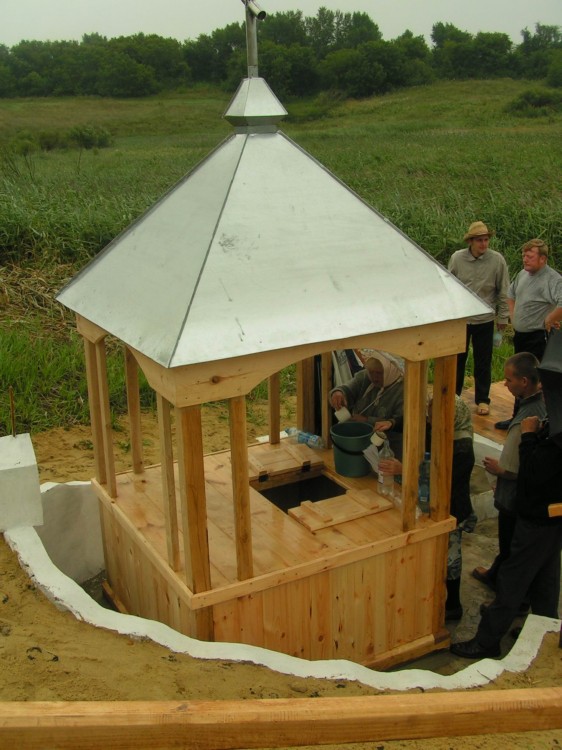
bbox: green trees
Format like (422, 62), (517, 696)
(0, 12), (560, 100)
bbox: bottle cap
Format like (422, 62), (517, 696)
(371, 430), (386, 447)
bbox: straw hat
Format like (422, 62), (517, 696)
(464, 221), (495, 241)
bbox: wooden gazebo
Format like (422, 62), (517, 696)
(57, 8), (489, 668)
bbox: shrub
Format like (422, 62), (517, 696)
(505, 88), (562, 116)
(67, 124), (113, 150)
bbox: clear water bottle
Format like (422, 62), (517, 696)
(377, 439), (395, 497)
(418, 451), (431, 514)
(285, 427), (325, 449)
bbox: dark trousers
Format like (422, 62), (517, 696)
(476, 518), (562, 649)
(513, 329), (548, 360)
(486, 510), (517, 586)
(455, 321), (494, 404)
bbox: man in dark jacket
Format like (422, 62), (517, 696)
(451, 333), (562, 659)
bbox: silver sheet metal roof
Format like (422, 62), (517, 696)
(57, 81), (489, 369)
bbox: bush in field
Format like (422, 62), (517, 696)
(38, 129), (65, 151)
(546, 50), (562, 87)
(505, 88), (562, 116)
(67, 124), (113, 149)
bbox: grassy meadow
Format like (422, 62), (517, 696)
(1, 79), (561, 435)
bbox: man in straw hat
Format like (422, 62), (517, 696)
(448, 221), (509, 415)
(451, 331), (562, 659)
(495, 238), (562, 429)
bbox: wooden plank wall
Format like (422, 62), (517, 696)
(213, 536), (443, 667)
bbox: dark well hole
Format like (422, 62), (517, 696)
(260, 474), (347, 514)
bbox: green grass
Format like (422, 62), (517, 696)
(0, 79), (560, 434)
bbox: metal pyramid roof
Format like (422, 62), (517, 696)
(57, 119), (489, 368)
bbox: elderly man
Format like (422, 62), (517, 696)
(448, 221), (509, 416)
(472, 352), (546, 590)
(451, 335), (562, 660)
(496, 238), (562, 430)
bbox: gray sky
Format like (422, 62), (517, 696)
(1, 0), (560, 47)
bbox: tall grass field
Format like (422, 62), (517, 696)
(1, 79), (561, 435)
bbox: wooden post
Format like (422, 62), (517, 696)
(268, 372), (281, 445)
(401, 360), (428, 531)
(229, 396), (254, 580)
(296, 356), (315, 433)
(175, 404), (213, 639)
(83, 338), (106, 485)
(95, 339), (117, 498)
(124, 348), (144, 474)
(156, 393), (180, 571)
(430, 356), (456, 522)
(321, 352), (332, 447)
(175, 405), (211, 591)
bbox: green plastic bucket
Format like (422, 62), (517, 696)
(330, 422), (374, 477)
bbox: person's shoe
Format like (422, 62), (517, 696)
(450, 638), (500, 659)
(494, 419), (511, 430)
(445, 606), (464, 621)
(471, 566), (495, 590)
(477, 403), (490, 416)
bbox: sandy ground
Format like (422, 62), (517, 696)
(0, 410), (560, 749)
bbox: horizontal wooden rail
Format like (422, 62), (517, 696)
(1, 688), (561, 749)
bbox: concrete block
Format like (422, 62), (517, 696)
(0, 433), (43, 530)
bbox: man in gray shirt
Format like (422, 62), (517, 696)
(495, 239), (562, 429)
(448, 221), (509, 415)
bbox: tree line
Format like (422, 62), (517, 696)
(1, 9), (561, 99)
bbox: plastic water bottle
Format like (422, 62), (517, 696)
(285, 427), (325, 449)
(493, 331), (503, 348)
(377, 439), (395, 497)
(418, 451), (431, 514)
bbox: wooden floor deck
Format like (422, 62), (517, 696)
(460, 380), (512, 445)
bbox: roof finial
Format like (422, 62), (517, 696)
(241, 0), (266, 78)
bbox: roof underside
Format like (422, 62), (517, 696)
(57, 130), (489, 368)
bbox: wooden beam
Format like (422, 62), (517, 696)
(321, 352), (332, 447)
(175, 405), (213, 639)
(548, 503), (562, 517)
(229, 396), (254, 580)
(175, 406), (211, 592)
(130, 320), (467, 407)
(401, 360), (427, 531)
(95, 339), (117, 498)
(268, 372), (281, 445)
(124, 347), (144, 474)
(82, 338), (106, 484)
(297, 357), (315, 433)
(431, 355), (457, 522)
(2, 688), (561, 749)
(156, 393), (180, 571)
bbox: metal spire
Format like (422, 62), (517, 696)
(242, 0), (266, 78)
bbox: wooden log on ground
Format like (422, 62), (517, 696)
(1, 688), (561, 749)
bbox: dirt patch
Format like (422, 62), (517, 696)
(2, 412), (560, 748)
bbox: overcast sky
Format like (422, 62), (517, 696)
(1, 0), (560, 48)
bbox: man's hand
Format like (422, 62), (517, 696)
(521, 415), (541, 434)
(330, 390), (346, 410)
(483, 456), (501, 475)
(374, 420), (393, 432)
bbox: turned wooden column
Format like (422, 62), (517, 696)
(296, 356), (316, 433)
(124, 348), (144, 474)
(157, 393), (180, 571)
(401, 359), (428, 531)
(268, 372), (281, 445)
(229, 395), (254, 580)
